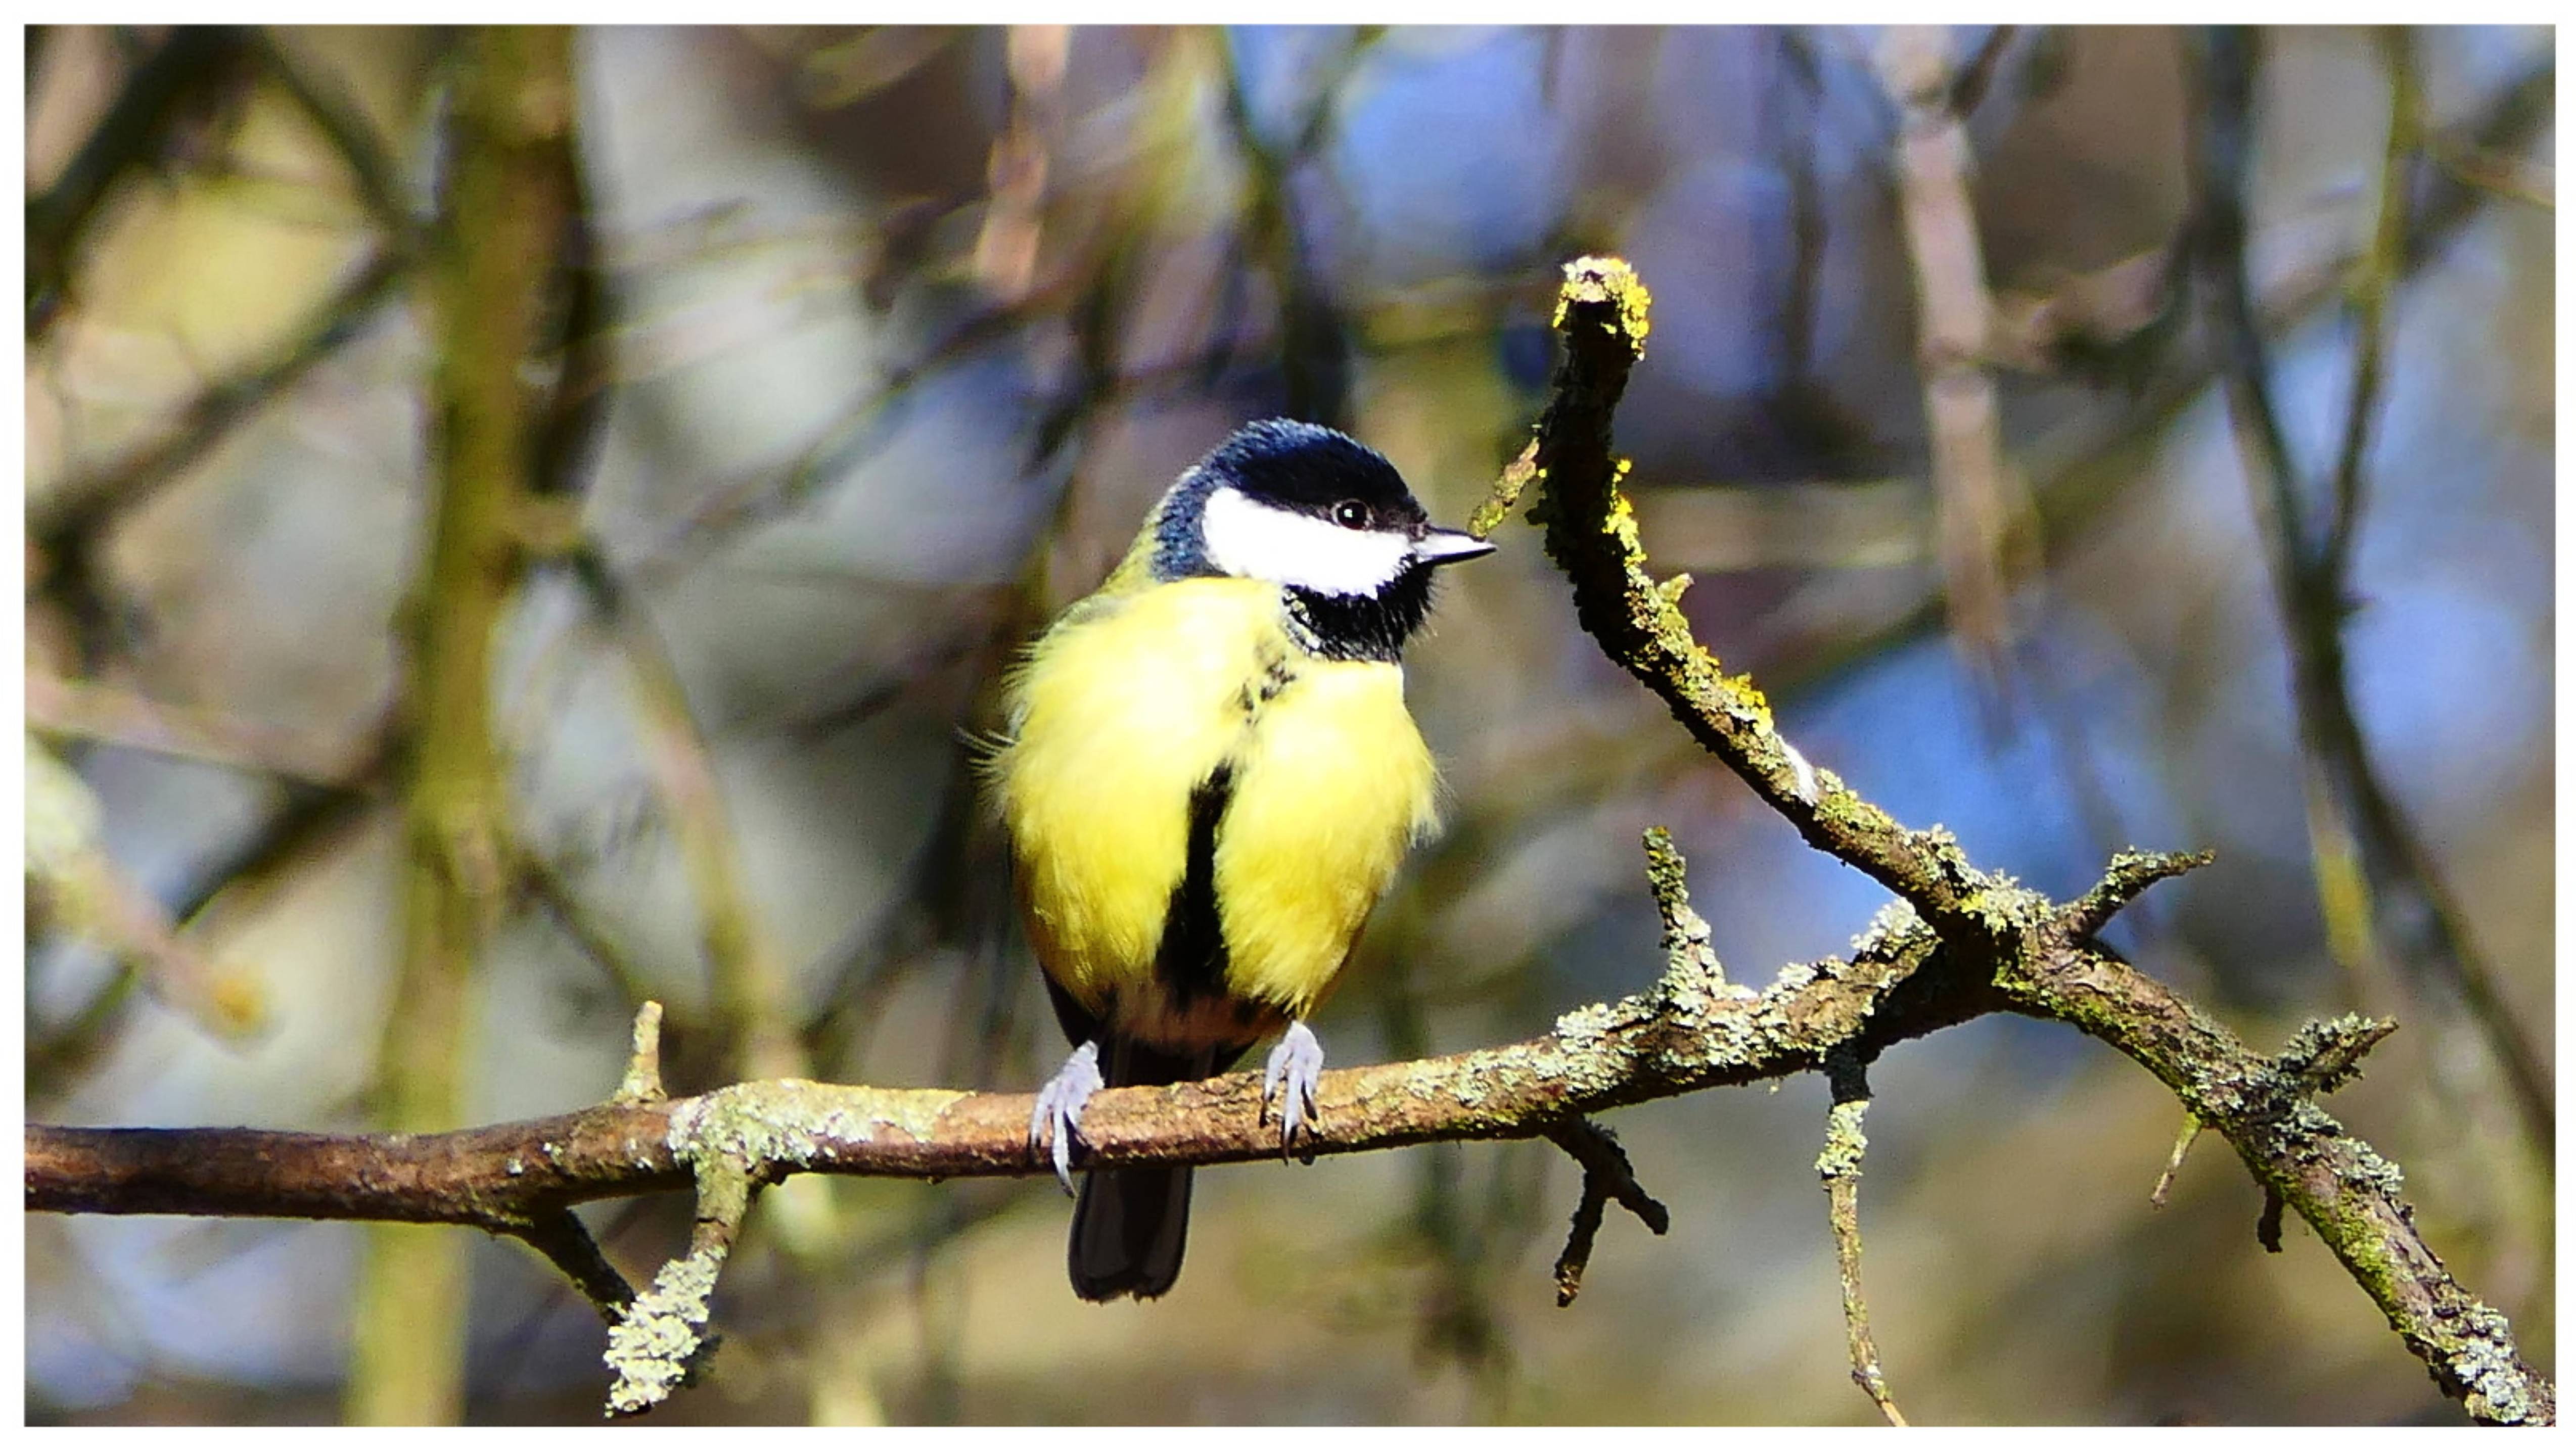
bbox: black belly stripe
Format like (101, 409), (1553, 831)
(1155, 761), (1235, 1006)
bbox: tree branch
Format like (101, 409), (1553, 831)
(1817, 1050), (1905, 1426)
(1543, 1115), (1670, 1307)
(1874, 24), (2035, 695)
(1489, 254), (2550, 1425)
(26, 888), (1958, 1222)
(23, 257), (2551, 1426)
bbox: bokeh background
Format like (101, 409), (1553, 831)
(22, 24), (2554, 1425)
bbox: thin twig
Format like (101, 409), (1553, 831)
(2323, 28), (2416, 589)
(513, 839), (653, 1009)
(1640, 826), (1733, 994)
(27, 672), (375, 789)
(2421, 135), (2552, 210)
(26, 739), (269, 1042)
(1817, 1050), (1906, 1426)
(614, 1001), (667, 1106)
(2272, 1013), (2400, 1099)
(1543, 1117), (1670, 1306)
(506, 1209), (635, 1322)
(255, 29), (417, 244)
(566, 548), (808, 1087)
(2061, 849), (2218, 941)
(33, 247), (408, 554)
(2149, 1115), (2202, 1209)
(1214, 25), (1363, 426)
(1874, 24), (2035, 702)
(1947, 25), (2019, 117)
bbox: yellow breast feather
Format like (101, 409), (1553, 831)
(1215, 659), (1434, 1018)
(994, 576), (1437, 1032)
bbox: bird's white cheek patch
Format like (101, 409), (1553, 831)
(1201, 487), (1411, 596)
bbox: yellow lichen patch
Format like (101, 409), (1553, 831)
(1469, 445), (1545, 539)
(1555, 255), (1653, 354)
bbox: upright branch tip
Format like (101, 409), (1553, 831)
(614, 1001), (667, 1106)
(1556, 255), (1653, 355)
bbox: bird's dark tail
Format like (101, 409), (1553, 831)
(1069, 1037), (1224, 1301)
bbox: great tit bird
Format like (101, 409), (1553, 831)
(991, 418), (1493, 1301)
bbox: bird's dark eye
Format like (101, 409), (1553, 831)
(1331, 500), (1369, 529)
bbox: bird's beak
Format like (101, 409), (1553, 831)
(1412, 527), (1497, 567)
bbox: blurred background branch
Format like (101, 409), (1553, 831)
(1870, 24), (2036, 707)
(2189, 26), (2552, 1167)
(347, 25), (574, 1426)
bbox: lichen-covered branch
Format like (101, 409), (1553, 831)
(24, 866), (1962, 1219)
(605, 1152), (754, 1414)
(1991, 918), (2550, 1423)
(508, 1209), (636, 1322)
(1817, 1051), (1904, 1426)
(1501, 259), (1996, 936)
(1505, 255), (2550, 1425)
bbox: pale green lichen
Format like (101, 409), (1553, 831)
(2337, 1136), (2406, 1198)
(602, 1157), (755, 1415)
(1816, 788), (1898, 837)
(1848, 900), (1926, 959)
(667, 1080), (969, 1168)
(1960, 877), (2049, 937)
(1815, 1097), (1870, 1179)
(603, 1245), (722, 1415)
(601, 1081), (969, 1413)
(1641, 827), (1735, 995)
(1552, 1000), (1622, 1050)
(2273, 1013), (2397, 1097)
(2450, 1302), (2536, 1423)
(1766, 957), (1823, 995)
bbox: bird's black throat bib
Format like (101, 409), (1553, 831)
(1283, 568), (1437, 663)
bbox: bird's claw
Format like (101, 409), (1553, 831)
(1261, 1020), (1325, 1160)
(1030, 1040), (1103, 1195)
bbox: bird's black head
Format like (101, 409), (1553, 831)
(1151, 420), (1493, 661)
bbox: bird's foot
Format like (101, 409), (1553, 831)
(1030, 1040), (1103, 1195)
(1261, 1020), (1325, 1158)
